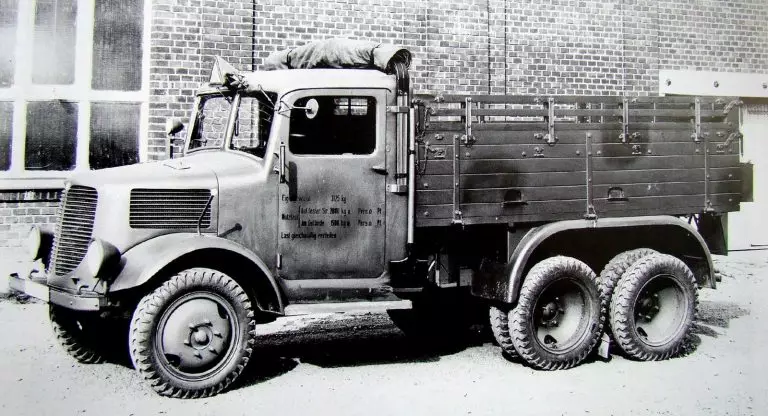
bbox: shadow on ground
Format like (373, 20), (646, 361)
(681, 300), (750, 355)
(232, 311), (490, 391)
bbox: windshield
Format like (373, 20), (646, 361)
(188, 91), (277, 158)
(229, 91), (277, 158)
(188, 93), (234, 152)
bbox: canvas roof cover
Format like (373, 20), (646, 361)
(263, 38), (412, 73)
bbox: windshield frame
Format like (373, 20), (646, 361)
(226, 90), (278, 159)
(184, 89), (277, 159)
(185, 90), (237, 155)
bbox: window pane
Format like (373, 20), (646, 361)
(92, 0), (143, 90)
(25, 101), (77, 170)
(0, 102), (11, 170)
(230, 93), (277, 158)
(89, 102), (140, 169)
(189, 95), (232, 151)
(289, 96), (376, 155)
(0, 0), (18, 87)
(32, 0), (77, 85)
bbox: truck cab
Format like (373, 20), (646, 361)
(173, 68), (408, 302)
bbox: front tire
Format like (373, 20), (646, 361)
(509, 256), (603, 370)
(610, 253), (698, 361)
(129, 268), (256, 398)
(50, 305), (107, 364)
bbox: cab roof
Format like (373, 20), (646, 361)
(198, 68), (397, 96)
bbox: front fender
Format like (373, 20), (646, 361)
(108, 233), (283, 312)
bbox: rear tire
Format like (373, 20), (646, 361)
(50, 305), (107, 364)
(610, 253), (698, 361)
(598, 248), (657, 338)
(489, 306), (518, 359)
(509, 256), (603, 370)
(129, 268), (256, 398)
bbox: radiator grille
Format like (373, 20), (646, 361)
(50, 186), (98, 276)
(130, 189), (212, 229)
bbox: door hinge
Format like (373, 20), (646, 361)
(276, 253), (282, 269)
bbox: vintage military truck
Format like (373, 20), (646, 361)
(10, 39), (751, 398)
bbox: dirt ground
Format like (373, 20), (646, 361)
(1, 251), (767, 416)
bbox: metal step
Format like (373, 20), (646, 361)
(283, 300), (412, 316)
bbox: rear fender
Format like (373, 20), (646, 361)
(472, 216), (715, 305)
(108, 233), (283, 313)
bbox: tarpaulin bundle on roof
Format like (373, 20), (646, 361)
(263, 38), (412, 74)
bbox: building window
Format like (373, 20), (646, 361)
(0, 0), (19, 87)
(289, 96), (376, 155)
(32, 0), (77, 85)
(0, 0), (148, 185)
(92, 0), (143, 91)
(25, 101), (77, 170)
(0, 102), (11, 170)
(89, 102), (141, 169)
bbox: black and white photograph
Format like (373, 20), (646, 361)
(0, 0), (767, 414)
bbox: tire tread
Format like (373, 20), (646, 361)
(129, 268), (256, 399)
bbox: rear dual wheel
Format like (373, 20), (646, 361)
(597, 248), (658, 338)
(609, 253), (698, 361)
(493, 256), (603, 370)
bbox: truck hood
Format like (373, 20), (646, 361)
(62, 151), (266, 254)
(69, 150), (266, 189)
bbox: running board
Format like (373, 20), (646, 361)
(283, 300), (413, 316)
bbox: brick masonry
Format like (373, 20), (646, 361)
(2, 0), (767, 254)
(0, 191), (61, 258)
(144, 0), (768, 161)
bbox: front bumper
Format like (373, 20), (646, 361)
(8, 272), (104, 311)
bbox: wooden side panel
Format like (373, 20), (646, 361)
(414, 94), (743, 227)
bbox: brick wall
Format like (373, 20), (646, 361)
(146, 0), (767, 159)
(251, 0), (767, 98)
(147, 0), (255, 161)
(0, 191), (60, 258)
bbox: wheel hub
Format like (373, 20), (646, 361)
(192, 328), (210, 346)
(539, 297), (564, 328)
(635, 292), (661, 322)
(157, 293), (235, 375)
(632, 274), (687, 346)
(533, 280), (590, 353)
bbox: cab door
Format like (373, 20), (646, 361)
(277, 90), (387, 280)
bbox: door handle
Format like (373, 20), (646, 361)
(279, 142), (287, 183)
(370, 165), (388, 175)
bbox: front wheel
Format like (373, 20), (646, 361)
(50, 305), (108, 364)
(509, 256), (603, 370)
(129, 268), (256, 398)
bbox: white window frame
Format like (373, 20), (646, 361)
(0, 0), (151, 189)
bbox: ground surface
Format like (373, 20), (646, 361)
(1, 251), (767, 416)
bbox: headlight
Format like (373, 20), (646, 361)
(23, 226), (42, 261)
(84, 240), (107, 277)
(83, 239), (118, 278)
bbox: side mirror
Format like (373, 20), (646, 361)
(304, 98), (319, 119)
(166, 118), (185, 158)
(166, 118), (185, 136)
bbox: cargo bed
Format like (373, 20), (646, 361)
(413, 94), (746, 227)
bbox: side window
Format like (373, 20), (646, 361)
(289, 96), (375, 155)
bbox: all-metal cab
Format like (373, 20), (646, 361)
(14, 60), (411, 313)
